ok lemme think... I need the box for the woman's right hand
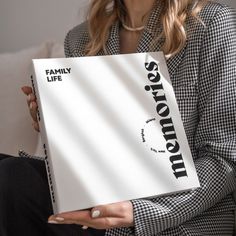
[21,86,40,132]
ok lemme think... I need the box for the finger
[32,121,40,132]
[49,210,92,224]
[29,102,38,122]
[21,86,32,95]
[91,204,120,218]
[79,216,132,229]
[48,210,108,228]
[48,215,131,229]
[91,201,132,218]
[27,93,36,107]
[48,213,112,229]
[48,211,133,229]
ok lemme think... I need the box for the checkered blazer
[64,1,236,235]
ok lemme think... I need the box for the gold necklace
[122,22,145,32]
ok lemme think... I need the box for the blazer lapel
[105,21,120,55]
[166,45,187,80]
[136,2,187,80]
[136,2,163,53]
[104,2,187,80]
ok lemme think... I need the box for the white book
[32,52,200,214]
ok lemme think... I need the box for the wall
[0,0,235,53]
[218,0,236,8]
[0,0,88,53]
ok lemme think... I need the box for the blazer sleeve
[64,22,90,58]
[64,29,72,58]
[125,5,236,236]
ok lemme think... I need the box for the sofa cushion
[0,42,64,156]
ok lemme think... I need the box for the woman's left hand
[48,201,134,230]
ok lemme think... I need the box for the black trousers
[0,153,106,236]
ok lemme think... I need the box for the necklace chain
[122,22,145,32]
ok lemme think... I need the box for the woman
[1,0,235,235]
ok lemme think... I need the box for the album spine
[30,71,58,213]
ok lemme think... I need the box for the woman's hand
[48,201,134,230]
[21,86,40,132]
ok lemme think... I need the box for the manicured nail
[92,210,100,218]
[82,225,88,230]
[27,95,31,102]
[55,217,64,222]
[48,220,59,224]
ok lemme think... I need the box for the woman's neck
[123,0,156,27]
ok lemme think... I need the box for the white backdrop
[0,0,235,53]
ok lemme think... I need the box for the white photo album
[32,52,200,214]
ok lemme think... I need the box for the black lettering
[50,69,55,75]
[156,103,170,117]
[153,93,166,103]
[166,140,180,153]
[144,60,188,179]
[169,154,187,178]
[146,118,155,124]
[149,83,164,91]
[54,69,62,74]
[47,76,62,82]
[148,72,161,83]
[145,84,163,91]
[45,68,71,76]
[145,84,166,103]
[141,129,145,142]
[159,118,177,141]
[145,62,158,72]
[151,148,157,153]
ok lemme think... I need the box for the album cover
[32,52,200,214]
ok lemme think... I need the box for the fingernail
[30,102,33,110]
[55,217,64,222]
[92,210,100,218]
[48,220,59,224]
[82,225,88,230]
[27,94,31,102]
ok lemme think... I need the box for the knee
[0,157,43,198]
[0,157,26,193]
[0,156,25,175]
[0,157,50,207]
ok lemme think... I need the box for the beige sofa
[0,42,64,157]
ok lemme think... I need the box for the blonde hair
[86,0,207,57]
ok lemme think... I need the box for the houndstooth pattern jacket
[64,1,236,235]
